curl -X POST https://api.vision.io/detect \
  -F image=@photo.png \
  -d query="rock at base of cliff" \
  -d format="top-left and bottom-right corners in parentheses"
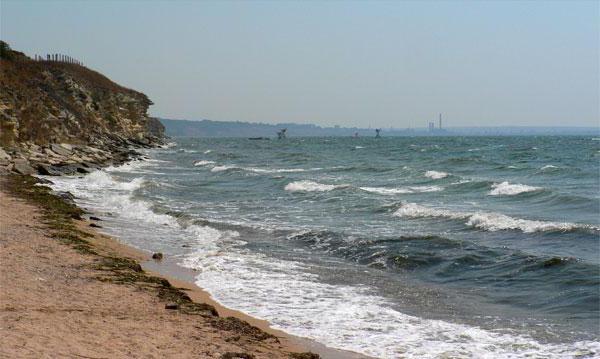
top-left (13, 159), bottom-right (35, 175)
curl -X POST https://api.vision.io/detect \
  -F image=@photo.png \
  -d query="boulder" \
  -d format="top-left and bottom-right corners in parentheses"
top-left (55, 191), bottom-right (76, 204)
top-left (152, 252), bottom-right (163, 260)
top-left (13, 159), bottom-right (35, 175)
top-left (50, 144), bottom-right (72, 157)
top-left (59, 143), bottom-right (73, 151)
top-left (36, 177), bottom-right (54, 184)
top-left (37, 164), bottom-right (64, 176)
top-left (0, 148), bottom-right (11, 161)
top-left (44, 148), bottom-right (61, 158)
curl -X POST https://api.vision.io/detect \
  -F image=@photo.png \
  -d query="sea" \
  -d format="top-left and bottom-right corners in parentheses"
top-left (46, 136), bottom-right (600, 358)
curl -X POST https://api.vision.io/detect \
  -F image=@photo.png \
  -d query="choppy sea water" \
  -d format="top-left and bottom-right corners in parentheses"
top-left (47, 136), bottom-right (599, 358)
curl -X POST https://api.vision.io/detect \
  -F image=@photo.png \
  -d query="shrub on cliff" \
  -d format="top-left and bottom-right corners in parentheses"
top-left (0, 40), bottom-right (15, 60)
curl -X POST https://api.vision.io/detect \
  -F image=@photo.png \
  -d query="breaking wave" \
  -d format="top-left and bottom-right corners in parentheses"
top-left (285, 180), bottom-right (348, 192)
top-left (425, 170), bottom-right (449, 179)
top-left (360, 186), bottom-right (442, 195)
top-left (393, 202), bottom-right (597, 233)
top-left (193, 160), bottom-right (215, 166)
top-left (489, 182), bottom-right (542, 196)
top-left (211, 165), bottom-right (238, 172)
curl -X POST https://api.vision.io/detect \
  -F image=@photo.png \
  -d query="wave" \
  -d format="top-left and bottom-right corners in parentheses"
top-left (360, 185), bottom-right (442, 195)
top-left (182, 239), bottom-right (600, 358)
top-left (285, 180), bottom-right (348, 192)
top-left (245, 167), bottom-right (312, 174)
top-left (160, 142), bottom-right (177, 149)
top-left (74, 170), bottom-right (146, 192)
top-left (425, 170), bottom-right (449, 179)
top-left (540, 165), bottom-right (558, 171)
top-left (193, 160), bottom-right (215, 166)
top-left (201, 161), bottom-right (317, 174)
top-left (43, 164), bottom-right (600, 358)
top-left (393, 202), bottom-right (598, 233)
top-left (211, 165), bottom-right (238, 172)
top-left (489, 182), bottom-right (542, 196)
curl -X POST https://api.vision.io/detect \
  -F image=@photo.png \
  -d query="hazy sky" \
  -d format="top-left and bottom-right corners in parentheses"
top-left (2, 1), bottom-right (598, 128)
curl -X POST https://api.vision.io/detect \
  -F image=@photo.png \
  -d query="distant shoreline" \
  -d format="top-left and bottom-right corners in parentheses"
top-left (159, 118), bottom-right (599, 138)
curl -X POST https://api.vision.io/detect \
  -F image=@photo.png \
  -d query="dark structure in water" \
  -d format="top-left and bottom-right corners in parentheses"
top-left (375, 129), bottom-right (381, 138)
top-left (277, 128), bottom-right (287, 139)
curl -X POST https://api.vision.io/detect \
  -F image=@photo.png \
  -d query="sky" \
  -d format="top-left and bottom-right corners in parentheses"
top-left (1, 0), bottom-right (598, 128)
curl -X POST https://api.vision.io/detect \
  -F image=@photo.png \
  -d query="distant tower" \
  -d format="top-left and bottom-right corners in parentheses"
top-left (439, 113), bottom-right (442, 130)
top-left (277, 128), bottom-right (287, 139)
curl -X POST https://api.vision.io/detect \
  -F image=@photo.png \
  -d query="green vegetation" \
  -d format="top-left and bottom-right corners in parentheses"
top-left (0, 40), bottom-right (15, 60)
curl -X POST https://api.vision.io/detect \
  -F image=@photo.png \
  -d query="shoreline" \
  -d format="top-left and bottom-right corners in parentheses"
top-left (82, 206), bottom-right (369, 359)
top-left (0, 173), bottom-right (369, 359)
top-left (141, 249), bottom-right (369, 359)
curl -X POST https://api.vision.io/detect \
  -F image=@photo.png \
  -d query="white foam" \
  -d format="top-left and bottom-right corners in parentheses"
top-left (72, 170), bottom-right (146, 192)
top-left (161, 142), bottom-right (177, 149)
top-left (182, 236), bottom-right (600, 359)
top-left (211, 165), bottom-right (238, 172)
top-left (203, 149), bottom-right (212, 154)
top-left (285, 180), bottom-right (346, 192)
top-left (105, 160), bottom-right (155, 173)
top-left (360, 186), bottom-right (442, 195)
top-left (193, 160), bottom-right (215, 167)
top-left (245, 167), bottom-right (309, 174)
top-left (489, 182), bottom-right (542, 196)
top-left (425, 170), bottom-right (449, 179)
top-left (393, 202), bottom-right (595, 233)
top-left (540, 165), bottom-right (560, 172)
top-left (43, 168), bottom-right (600, 359)
top-left (210, 164), bottom-right (313, 174)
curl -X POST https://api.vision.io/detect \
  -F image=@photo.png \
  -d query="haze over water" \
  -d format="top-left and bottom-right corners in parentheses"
top-left (47, 136), bottom-right (599, 358)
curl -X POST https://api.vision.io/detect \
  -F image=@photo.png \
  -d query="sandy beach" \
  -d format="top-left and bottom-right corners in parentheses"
top-left (0, 175), bottom-right (363, 358)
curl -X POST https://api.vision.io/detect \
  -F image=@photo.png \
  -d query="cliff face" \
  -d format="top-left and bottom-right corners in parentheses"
top-left (0, 42), bottom-right (164, 148)
top-left (0, 42), bottom-right (165, 176)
